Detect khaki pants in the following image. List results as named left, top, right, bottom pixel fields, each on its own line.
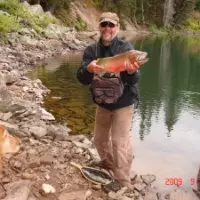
left=93, top=105, right=134, bottom=186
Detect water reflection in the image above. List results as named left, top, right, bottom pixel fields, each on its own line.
left=30, top=35, right=200, bottom=191
left=133, top=35, right=200, bottom=191
left=136, top=36, right=200, bottom=139
left=30, top=53, right=96, bottom=134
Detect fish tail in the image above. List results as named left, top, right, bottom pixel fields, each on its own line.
left=70, top=162, right=82, bottom=170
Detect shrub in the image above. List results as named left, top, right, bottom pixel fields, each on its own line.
left=75, top=15, right=87, bottom=31
left=0, top=0, right=22, bottom=16
left=0, top=0, right=59, bottom=34
left=0, top=13, right=20, bottom=33
left=184, top=12, right=200, bottom=31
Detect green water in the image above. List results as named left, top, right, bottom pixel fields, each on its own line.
left=30, top=54, right=95, bottom=135
left=30, top=35, right=200, bottom=191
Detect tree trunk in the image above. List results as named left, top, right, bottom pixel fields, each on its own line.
left=141, top=0, right=145, bottom=23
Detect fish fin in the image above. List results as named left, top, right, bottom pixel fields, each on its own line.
left=138, top=58, right=149, bottom=65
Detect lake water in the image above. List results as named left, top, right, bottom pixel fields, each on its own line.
left=30, top=34, right=200, bottom=192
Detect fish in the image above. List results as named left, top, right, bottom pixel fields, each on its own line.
left=70, top=162, right=113, bottom=185
left=96, top=50, right=149, bottom=75
left=83, top=169, right=111, bottom=184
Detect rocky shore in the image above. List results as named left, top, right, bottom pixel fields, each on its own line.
left=0, top=11, right=200, bottom=200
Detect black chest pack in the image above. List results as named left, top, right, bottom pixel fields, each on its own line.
left=91, top=43, right=124, bottom=104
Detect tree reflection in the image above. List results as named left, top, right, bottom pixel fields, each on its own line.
left=134, top=35, right=200, bottom=139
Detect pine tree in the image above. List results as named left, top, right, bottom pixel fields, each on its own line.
left=196, top=0, right=200, bottom=10
left=174, top=0, right=196, bottom=26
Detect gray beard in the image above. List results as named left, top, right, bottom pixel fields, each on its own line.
left=102, top=36, right=114, bottom=44
left=101, top=32, right=118, bottom=45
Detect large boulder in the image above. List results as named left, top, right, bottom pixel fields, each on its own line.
left=44, top=24, right=72, bottom=39
left=22, top=2, right=44, bottom=15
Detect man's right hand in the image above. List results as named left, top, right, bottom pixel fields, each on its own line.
left=87, top=60, right=104, bottom=73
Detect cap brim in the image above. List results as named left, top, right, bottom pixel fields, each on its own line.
left=99, top=18, right=118, bottom=25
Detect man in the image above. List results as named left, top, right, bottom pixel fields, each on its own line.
left=77, top=12, right=140, bottom=190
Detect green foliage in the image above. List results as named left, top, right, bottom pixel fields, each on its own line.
left=0, top=0, right=59, bottom=35
left=92, top=0, right=137, bottom=20
left=75, top=15, right=87, bottom=31
left=19, top=11, right=58, bottom=34
left=0, top=0, right=22, bottom=16
left=57, top=0, right=71, bottom=10
left=91, top=0, right=104, bottom=9
left=142, top=0, right=164, bottom=27
left=174, top=0, right=196, bottom=26
left=27, top=0, right=71, bottom=12
left=123, top=0, right=137, bottom=19
left=0, top=14, right=19, bottom=32
left=44, top=0, right=71, bottom=10
left=54, top=8, right=73, bottom=26
left=91, top=0, right=199, bottom=31
left=196, top=0, right=200, bottom=10
left=183, top=12, right=200, bottom=31
left=92, top=0, right=117, bottom=11
left=186, top=19, right=200, bottom=30
left=0, top=13, right=19, bottom=42
left=0, top=0, right=21, bottom=41
left=23, top=12, right=58, bottom=33
left=148, top=23, right=170, bottom=33
left=54, top=8, right=87, bottom=31
left=148, top=24, right=160, bottom=32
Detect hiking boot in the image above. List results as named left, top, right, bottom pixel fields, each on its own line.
left=102, top=180, right=122, bottom=193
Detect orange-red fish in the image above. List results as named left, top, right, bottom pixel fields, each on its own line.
left=96, top=50, right=148, bottom=74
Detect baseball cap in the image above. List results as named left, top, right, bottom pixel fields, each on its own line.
left=99, top=12, right=119, bottom=25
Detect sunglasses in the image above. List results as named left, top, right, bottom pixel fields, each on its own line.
left=100, top=21, right=116, bottom=28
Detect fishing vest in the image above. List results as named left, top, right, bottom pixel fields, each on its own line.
left=91, top=41, right=124, bottom=104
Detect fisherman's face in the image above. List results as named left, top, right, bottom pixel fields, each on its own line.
left=99, top=21, right=119, bottom=45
